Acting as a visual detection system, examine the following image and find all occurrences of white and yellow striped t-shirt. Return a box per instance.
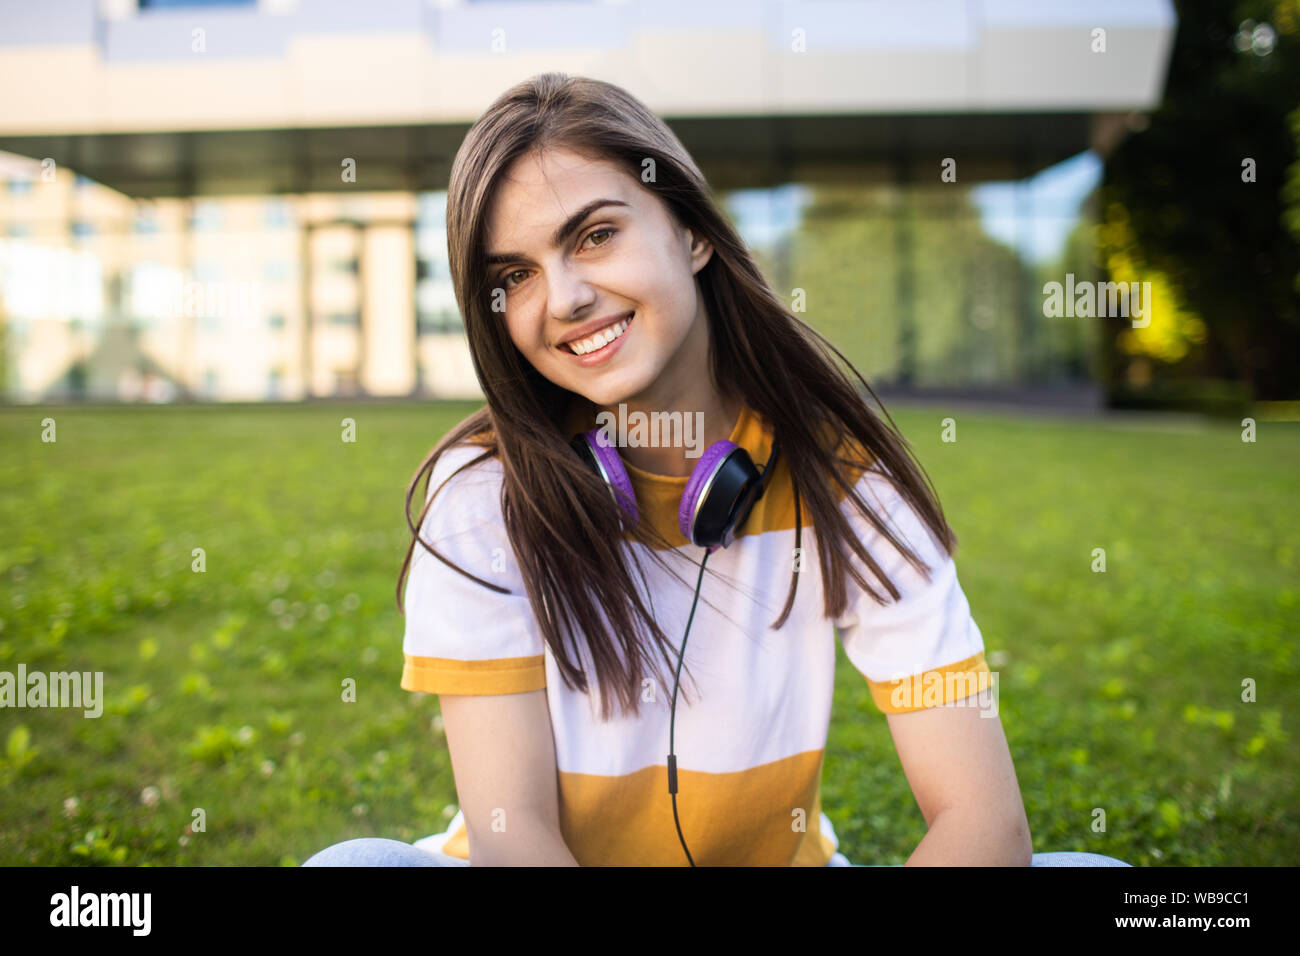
[400,404,991,865]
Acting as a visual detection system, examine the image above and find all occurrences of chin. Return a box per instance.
[566,368,657,409]
[572,383,628,408]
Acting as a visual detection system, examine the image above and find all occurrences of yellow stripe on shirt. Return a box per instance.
[401,653,547,696]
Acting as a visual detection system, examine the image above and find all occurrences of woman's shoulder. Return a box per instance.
[799,413,876,482]
[430,436,500,483]
[421,437,505,532]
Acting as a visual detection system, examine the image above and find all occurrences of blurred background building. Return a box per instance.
[0,0,1176,404]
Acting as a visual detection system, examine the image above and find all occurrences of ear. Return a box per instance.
[685,227,714,276]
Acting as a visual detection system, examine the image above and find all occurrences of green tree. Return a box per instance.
[1102,0,1300,399]
[1284,101,1300,290]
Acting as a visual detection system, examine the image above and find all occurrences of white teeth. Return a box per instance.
[568,316,630,355]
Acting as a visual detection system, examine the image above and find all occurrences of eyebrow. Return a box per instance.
[485,198,631,268]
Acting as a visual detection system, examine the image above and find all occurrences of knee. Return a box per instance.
[302,837,442,867]
[1030,851,1132,867]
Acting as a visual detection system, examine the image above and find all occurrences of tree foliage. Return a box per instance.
[1102,0,1300,399]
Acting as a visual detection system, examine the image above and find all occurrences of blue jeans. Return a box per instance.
[301,838,1130,867]
[303,838,471,866]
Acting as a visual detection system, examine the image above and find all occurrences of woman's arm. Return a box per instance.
[438,688,580,866]
[885,702,1033,866]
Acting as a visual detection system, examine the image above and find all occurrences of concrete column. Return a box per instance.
[360,223,416,396]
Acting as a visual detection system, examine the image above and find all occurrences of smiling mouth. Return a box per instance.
[562,313,633,355]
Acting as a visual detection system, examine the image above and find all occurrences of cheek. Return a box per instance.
[646,294,696,351]
[644,256,698,330]
[503,310,544,357]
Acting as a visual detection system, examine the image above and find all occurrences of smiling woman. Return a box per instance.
[297,72,1130,868]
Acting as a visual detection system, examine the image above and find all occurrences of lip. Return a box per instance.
[557,311,634,367]
[556,311,634,348]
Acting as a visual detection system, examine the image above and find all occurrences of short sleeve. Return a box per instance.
[833,469,990,714]
[400,444,547,696]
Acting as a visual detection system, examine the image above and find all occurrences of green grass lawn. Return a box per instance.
[0,401,1295,865]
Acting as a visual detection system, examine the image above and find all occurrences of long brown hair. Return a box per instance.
[397,72,958,722]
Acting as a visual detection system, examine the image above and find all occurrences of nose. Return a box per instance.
[545,260,597,325]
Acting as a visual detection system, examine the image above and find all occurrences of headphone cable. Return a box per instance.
[665,438,778,866]
[667,547,709,867]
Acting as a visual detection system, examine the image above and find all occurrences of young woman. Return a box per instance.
[304,73,1129,868]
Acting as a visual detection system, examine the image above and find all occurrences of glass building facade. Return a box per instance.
[0,151,1102,404]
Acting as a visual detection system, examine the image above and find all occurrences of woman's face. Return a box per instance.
[483,147,714,409]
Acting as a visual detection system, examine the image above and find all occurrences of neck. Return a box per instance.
[598,391,742,478]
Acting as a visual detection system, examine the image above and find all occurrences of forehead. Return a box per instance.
[485,149,639,244]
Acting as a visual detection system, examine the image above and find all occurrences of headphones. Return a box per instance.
[571,418,781,865]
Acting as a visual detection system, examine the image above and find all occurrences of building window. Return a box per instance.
[418,309,464,334]
[264,199,292,229]
[8,180,33,196]
[268,313,286,330]
[192,259,222,282]
[332,368,358,395]
[263,259,292,282]
[7,223,32,238]
[326,312,360,327]
[190,201,224,232]
[71,221,96,238]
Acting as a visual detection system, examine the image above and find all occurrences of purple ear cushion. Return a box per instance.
[583,427,639,523]
[679,440,739,542]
